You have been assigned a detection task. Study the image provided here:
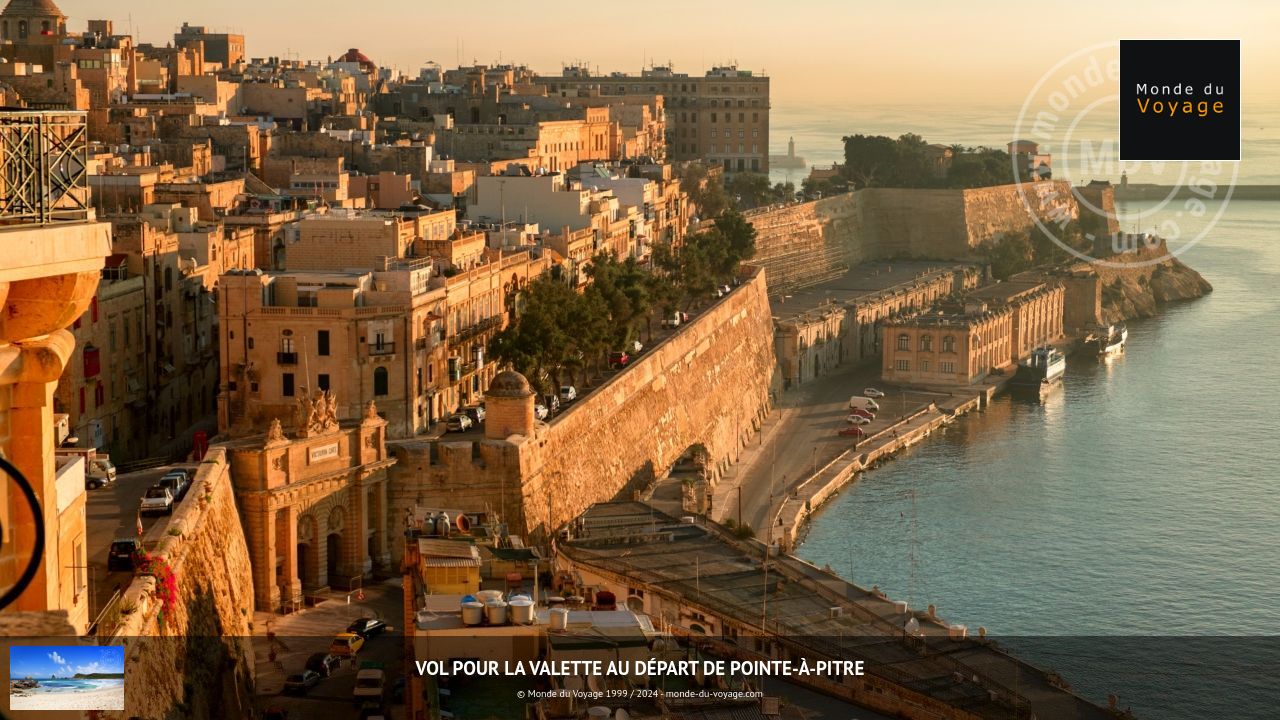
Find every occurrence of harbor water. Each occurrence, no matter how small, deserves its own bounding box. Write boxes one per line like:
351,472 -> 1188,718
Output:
796,198 -> 1280,718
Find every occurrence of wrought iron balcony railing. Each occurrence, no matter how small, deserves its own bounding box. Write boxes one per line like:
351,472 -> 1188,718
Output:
0,111 -> 91,225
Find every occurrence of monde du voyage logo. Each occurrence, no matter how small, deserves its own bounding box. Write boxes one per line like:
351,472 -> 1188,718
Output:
1120,40 -> 1240,161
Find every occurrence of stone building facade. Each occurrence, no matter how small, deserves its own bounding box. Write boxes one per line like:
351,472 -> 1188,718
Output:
0,111 -> 110,632
881,305 -> 1014,386
228,397 -> 394,612
538,65 -> 770,174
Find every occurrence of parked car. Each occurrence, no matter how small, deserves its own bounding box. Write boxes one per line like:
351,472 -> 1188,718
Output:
661,312 -> 682,329
283,670 -> 321,695
346,617 -> 387,638
541,394 -> 561,415
158,470 -> 189,501
445,414 -> 473,433
845,414 -> 871,426
632,340 -> 644,354
608,351 -> 630,369
462,405 -> 486,424
352,667 -> 386,703
107,538 -> 142,572
559,385 -> 578,403
863,387 -> 886,398
329,632 -> 365,656
839,425 -> 866,438
849,407 -> 875,420
139,485 -> 174,516
305,652 -> 341,678
534,404 -> 550,421
848,396 -> 880,412
720,284 -> 732,294
680,311 -> 690,323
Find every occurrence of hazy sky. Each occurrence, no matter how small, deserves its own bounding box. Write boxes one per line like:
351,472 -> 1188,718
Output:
55,0 -> 1280,107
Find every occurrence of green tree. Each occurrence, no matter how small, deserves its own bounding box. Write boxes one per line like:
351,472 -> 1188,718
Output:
726,172 -> 771,210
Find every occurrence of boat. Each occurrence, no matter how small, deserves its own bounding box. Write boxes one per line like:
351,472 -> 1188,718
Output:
1011,346 -> 1066,389
1094,323 -> 1128,356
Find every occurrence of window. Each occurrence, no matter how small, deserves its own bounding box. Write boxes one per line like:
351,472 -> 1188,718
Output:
920,360 -> 930,372
920,335 -> 933,351
282,373 -> 295,397
317,374 -> 330,392
317,330 -> 330,356
95,384 -> 105,407
78,387 -> 85,413
897,334 -> 910,351
941,361 -> 956,374
90,297 -> 99,323
280,337 -> 295,352
373,366 -> 389,396
942,335 -> 956,353
895,359 -> 910,371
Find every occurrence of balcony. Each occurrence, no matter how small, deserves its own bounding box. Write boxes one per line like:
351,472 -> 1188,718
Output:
368,342 -> 395,356
277,351 -> 298,364
1,111 -> 92,226
452,316 -> 502,344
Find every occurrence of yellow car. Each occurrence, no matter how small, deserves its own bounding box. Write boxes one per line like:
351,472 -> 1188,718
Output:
329,632 -> 365,656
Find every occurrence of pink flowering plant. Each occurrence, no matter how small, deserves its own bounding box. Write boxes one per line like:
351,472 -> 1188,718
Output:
136,551 -> 179,627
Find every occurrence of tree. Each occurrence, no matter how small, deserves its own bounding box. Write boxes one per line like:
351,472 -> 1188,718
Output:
679,162 -> 729,218
726,172 -> 771,210
841,134 -> 900,188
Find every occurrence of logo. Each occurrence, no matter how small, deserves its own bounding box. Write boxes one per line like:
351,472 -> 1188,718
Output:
1013,42 -> 1238,267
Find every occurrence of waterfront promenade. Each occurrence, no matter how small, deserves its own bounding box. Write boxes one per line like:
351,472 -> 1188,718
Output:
712,359 -> 992,547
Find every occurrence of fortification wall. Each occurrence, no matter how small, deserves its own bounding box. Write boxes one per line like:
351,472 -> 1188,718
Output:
519,269 -> 775,538
387,269 -> 776,552
109,448 -> 256,720
962,180 -> 1077,247
746,182 -> 1077,293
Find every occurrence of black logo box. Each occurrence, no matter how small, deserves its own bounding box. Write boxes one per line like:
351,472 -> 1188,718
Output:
1119,39 -> 1240,161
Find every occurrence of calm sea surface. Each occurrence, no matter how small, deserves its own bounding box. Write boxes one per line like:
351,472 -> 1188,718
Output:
794,196 -> 1280,718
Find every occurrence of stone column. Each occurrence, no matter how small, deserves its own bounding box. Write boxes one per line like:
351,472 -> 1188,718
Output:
277,504 -> 301,607
344,475 -> 371,581
374,479 -> 390,569
247,500 -> 277,612
4,333 -> 74,616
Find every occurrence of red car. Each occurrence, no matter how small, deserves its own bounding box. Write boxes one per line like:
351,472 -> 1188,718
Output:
608,351 -> 631,369
849,407 -> 874,420
839,425 -> 866,438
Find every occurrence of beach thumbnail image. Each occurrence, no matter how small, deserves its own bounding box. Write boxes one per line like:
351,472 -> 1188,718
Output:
8,645 -> 125,711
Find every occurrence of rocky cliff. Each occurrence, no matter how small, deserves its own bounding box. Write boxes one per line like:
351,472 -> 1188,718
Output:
1091,244 -> 1213,324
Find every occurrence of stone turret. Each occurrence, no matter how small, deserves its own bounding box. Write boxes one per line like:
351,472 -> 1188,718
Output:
484,370 -> 535,439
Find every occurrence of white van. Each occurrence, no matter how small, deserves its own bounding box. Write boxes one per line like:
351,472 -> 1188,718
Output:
849,396 -> 880,412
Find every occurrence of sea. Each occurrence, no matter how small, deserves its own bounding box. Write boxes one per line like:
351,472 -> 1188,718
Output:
16,678 -> 125,693
783,104 -> 1280,718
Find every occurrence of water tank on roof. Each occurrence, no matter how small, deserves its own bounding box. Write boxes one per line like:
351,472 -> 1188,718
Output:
549,607 -> 569,632
435,512 -> 451,537
485,600 -> 508,625
461,601 -> 484,626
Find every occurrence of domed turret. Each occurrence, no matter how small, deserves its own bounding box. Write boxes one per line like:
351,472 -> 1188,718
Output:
485,370 -> 535,439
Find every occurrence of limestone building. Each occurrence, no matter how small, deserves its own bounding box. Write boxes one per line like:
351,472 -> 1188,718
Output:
227,396 -> 394,612
0,110 -> 110,633
539,64 -> 770,174
880,277 -> 1065,387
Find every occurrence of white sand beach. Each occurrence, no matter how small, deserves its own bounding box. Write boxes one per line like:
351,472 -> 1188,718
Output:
9,681 -> 125,711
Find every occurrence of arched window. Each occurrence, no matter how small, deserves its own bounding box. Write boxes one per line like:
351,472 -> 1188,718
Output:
18,20 -> 28,39
41,20 -> 50,33
373,366 -> 388,396
896,334 -> 910,351
942,335 -> 956,353
919,334 -> 933,352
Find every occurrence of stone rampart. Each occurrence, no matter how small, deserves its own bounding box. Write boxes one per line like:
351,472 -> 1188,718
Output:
746,182 -> 1081,294
109,448 -> 256,719
388,269 -> 777,551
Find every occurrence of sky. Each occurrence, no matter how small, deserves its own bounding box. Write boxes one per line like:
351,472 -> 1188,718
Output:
53,0 -> 1280,107
9,645 -> 124,678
